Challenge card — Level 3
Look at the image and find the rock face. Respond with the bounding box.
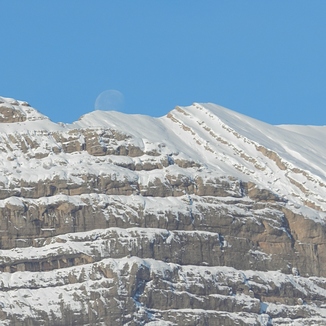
[0,96,326,325]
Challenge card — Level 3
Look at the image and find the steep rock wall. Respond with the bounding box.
[0,97,326,325]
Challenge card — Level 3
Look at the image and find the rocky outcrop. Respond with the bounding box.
[0,104,27,123]
[0,96,326,325]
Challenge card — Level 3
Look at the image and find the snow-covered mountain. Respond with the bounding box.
[0,96,326,325]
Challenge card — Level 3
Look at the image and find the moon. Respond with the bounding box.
[94,89,125,112]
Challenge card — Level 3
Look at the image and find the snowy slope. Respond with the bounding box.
[2,96,326,213]
[0,96,326,325]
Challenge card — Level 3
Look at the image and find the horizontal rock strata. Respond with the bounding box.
[0,97,326,325]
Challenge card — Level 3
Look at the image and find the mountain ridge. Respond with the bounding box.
[1,95,326,226]
[0,96,326,325]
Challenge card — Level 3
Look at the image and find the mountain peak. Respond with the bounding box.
[0,96,326,325]
[0,96,49,123]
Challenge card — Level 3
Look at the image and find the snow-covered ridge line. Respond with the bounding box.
[1,96,326,211]
[164,103,326,211]
[2,96,326,325]
[0,96,49,123]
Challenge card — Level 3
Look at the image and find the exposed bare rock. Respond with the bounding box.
[0,97,326,325]
[0,103,27,123]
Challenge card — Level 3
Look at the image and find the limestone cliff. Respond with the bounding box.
[0,96,326,325]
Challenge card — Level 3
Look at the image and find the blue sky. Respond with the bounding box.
[1,1,326,125]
